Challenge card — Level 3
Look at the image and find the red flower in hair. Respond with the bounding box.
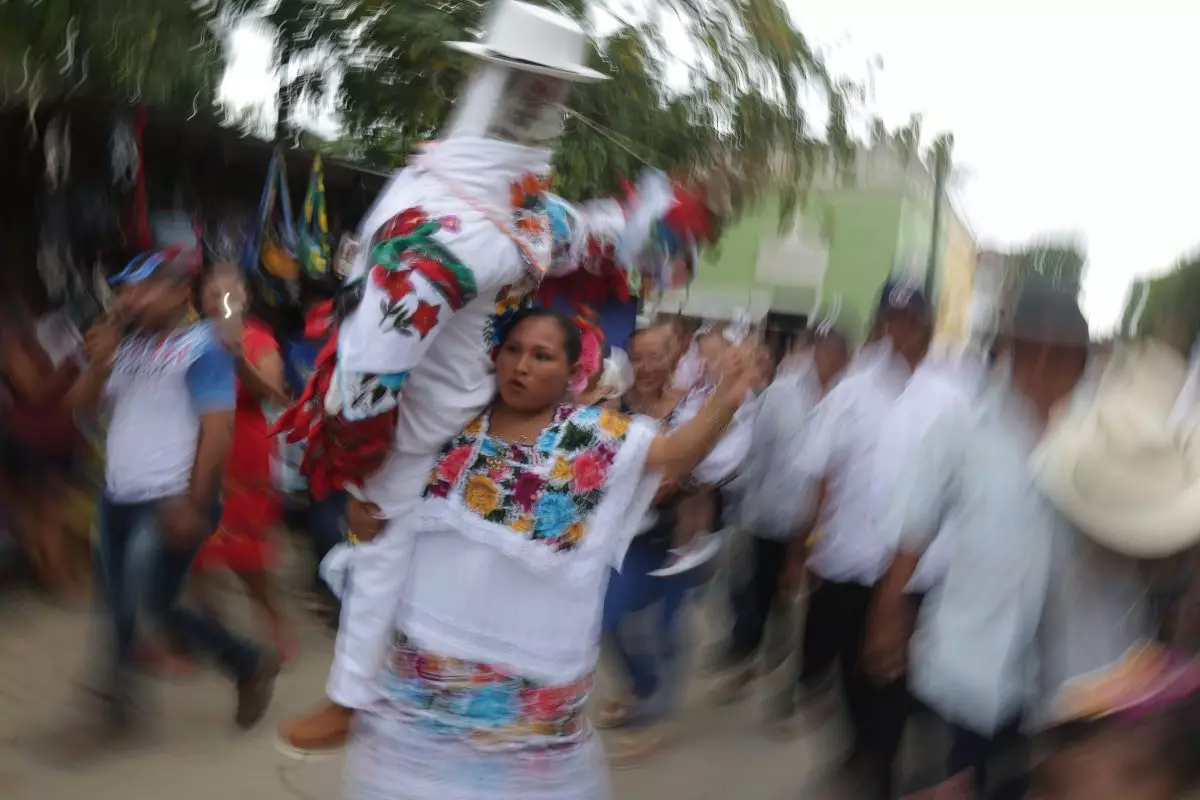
[371,265,415,301]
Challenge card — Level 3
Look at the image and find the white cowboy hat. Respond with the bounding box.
[1032,339,1200,558]
[446,0,609,82]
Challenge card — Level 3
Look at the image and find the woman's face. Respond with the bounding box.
[201,268,247,320]
[630,328,672,395]
[494,316,576,412]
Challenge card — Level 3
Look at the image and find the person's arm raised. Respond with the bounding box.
[64,316,121,412]
[644,347,756,475]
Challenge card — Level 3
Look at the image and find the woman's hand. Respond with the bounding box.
[84,316,122,366]
[346,497,386,543]
[713,343,758,406]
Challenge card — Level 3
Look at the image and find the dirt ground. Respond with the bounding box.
[0,573,849,800]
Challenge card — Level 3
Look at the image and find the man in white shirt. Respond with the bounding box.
[866,288,1152,798]
[789,281,931,799]
[714,330,849,680]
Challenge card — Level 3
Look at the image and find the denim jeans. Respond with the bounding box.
[308,490,347,575]
[601,534,701,726]
[96,496,261,693]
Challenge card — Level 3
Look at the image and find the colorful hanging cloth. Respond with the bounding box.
[299,154,331,278]
[242,149,301,305]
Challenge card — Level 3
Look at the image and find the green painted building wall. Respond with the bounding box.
[690,188,923,338]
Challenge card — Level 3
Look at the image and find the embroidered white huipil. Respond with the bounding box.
[343,408,661,800]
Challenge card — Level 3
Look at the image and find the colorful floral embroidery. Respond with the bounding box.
[508,174,552,276]
[425,405,632,551]
[485,283,533,355]
[383,638,591,751]
[346,370,410,416]
[368,207,478,338]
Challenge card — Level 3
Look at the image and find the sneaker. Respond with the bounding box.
[648,534,721,577]
[593,698,631,730]
[276,701,355,758]
[607,720,679,769]
[235,650,281,729]
[703,644,756,677]
[710,662,756,706]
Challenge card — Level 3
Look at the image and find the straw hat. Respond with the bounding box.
[446,0,608,82]
[1032,339,1200,558]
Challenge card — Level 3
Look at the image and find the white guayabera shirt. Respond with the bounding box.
[732,366,827,541]
[796,347,911,585]
[888,383,1152,735]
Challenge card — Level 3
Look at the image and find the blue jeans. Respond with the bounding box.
[308,491,347,570]
[601,535,699,725]
[96,496,261,693]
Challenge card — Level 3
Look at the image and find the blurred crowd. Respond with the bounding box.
[5,259,1200,800]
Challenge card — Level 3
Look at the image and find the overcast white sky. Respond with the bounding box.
[220,1,1200,331]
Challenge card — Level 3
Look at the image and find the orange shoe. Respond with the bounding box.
[276,701,355,758]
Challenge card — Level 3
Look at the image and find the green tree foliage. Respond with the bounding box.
[0,0,233,116]
[323,0,853,208]
[1120,255,1200,345]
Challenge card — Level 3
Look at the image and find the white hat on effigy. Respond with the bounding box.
[446,0,609,82]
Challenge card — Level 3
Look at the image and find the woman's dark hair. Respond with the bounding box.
[499,306,582,364]
[626,326,661,351]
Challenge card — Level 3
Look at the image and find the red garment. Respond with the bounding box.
[193,321,282,573]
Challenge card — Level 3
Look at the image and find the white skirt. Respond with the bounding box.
[342,708,611,800]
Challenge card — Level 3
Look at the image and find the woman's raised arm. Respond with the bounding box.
[644,346,757,475]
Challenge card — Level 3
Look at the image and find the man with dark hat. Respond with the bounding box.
[864,286,1154,798]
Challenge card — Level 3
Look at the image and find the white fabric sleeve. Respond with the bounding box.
[597,415,663,569]
[887,411,965,555]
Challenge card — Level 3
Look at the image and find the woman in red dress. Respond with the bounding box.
[193,264,296,661]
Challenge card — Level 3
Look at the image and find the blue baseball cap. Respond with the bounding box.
[108,247,193,287]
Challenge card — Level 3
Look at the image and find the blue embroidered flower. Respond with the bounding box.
[377,371,409,390]
[453,685,518,726]
[535,427,560,453]
[534,491,577,540]
[545,195,575,247]
[479,437,502,458]
[572,406,602,426]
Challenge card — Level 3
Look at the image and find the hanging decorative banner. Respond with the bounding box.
[299,154,331,278]
[244,149,302,305]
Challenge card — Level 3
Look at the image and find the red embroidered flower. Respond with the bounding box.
[511,471,545,512]
[371,265,415,300]
[591,442,617,468]
[409,300,441,338]
[438,444,473,485]
[572,451,607,494]
[520,686,574,721]
[409,255,471,310]
[375,208,428,243]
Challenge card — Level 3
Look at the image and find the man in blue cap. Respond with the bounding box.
[784,278,932,798]
[65,250,280,745]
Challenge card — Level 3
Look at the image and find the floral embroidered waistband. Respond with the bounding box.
[380,636,592,752]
